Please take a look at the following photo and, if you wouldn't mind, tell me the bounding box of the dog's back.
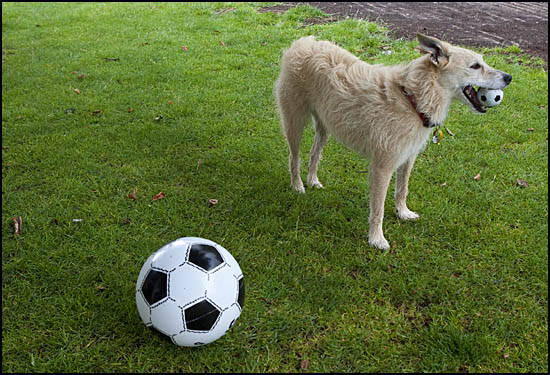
[277,36,383,104]
[278,36,361,82]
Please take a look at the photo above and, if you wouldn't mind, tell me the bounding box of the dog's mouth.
[462,85,486,113]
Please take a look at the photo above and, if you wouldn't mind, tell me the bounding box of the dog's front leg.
[368,163,393,250]
[395,155,420,220]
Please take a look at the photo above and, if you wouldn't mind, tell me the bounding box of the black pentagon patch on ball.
[188,244,224,271]
[141,270,168,305]
[494,95,501,102]
[237,277,245,309]
[481,95,487,102]
[185,300,221,331]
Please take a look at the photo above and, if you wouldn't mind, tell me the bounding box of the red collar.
[401,86,431,128]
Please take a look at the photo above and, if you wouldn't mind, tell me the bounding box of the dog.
[274,33,512,250]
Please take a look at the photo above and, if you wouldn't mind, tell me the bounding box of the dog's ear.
[416,33,449,67]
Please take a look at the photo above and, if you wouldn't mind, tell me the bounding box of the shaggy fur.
[275,34,511,250]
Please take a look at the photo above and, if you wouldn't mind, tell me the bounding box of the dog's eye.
[470,63,481,69]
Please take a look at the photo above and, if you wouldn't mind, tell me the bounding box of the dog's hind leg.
[368,161,393,250]
[395,155,420,220]
[307,114,329,189]
[277,93,309,193]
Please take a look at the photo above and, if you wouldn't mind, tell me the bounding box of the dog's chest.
[396,130,432,165]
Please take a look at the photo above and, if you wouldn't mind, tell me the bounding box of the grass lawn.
[2,2,547,372]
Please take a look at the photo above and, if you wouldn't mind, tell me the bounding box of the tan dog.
[275,34,511,250]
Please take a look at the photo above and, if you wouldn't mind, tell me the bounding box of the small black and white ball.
[477,88,504,107]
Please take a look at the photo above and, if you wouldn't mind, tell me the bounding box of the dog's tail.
[279,36,316,72]
[274,36,317,106]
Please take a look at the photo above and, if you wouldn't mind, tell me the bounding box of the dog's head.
[417,34,512,114]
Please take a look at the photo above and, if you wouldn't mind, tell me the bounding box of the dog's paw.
[307,179,324,189]
[368,235,390,250]
[292,184,306,194]
[397,208,420,221]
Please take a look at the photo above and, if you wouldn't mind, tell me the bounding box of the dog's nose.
[503,73,512,85]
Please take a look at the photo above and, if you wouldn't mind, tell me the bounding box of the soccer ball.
[136,237,244,347]
[477,87,504,107]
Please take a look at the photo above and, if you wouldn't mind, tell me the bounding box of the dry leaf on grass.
[300,359,309,370]
[128,187,137,200]
[13,216,22,235]
[208,199,218,206]
[473,172,481,180]
[74,88,81,95]
[516,179,529,188]
[181,45,188,52]
[153,192,166,201]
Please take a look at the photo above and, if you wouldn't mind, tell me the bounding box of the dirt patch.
[288,2,548,62]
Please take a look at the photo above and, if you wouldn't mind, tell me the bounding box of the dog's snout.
[503,73,512,85]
